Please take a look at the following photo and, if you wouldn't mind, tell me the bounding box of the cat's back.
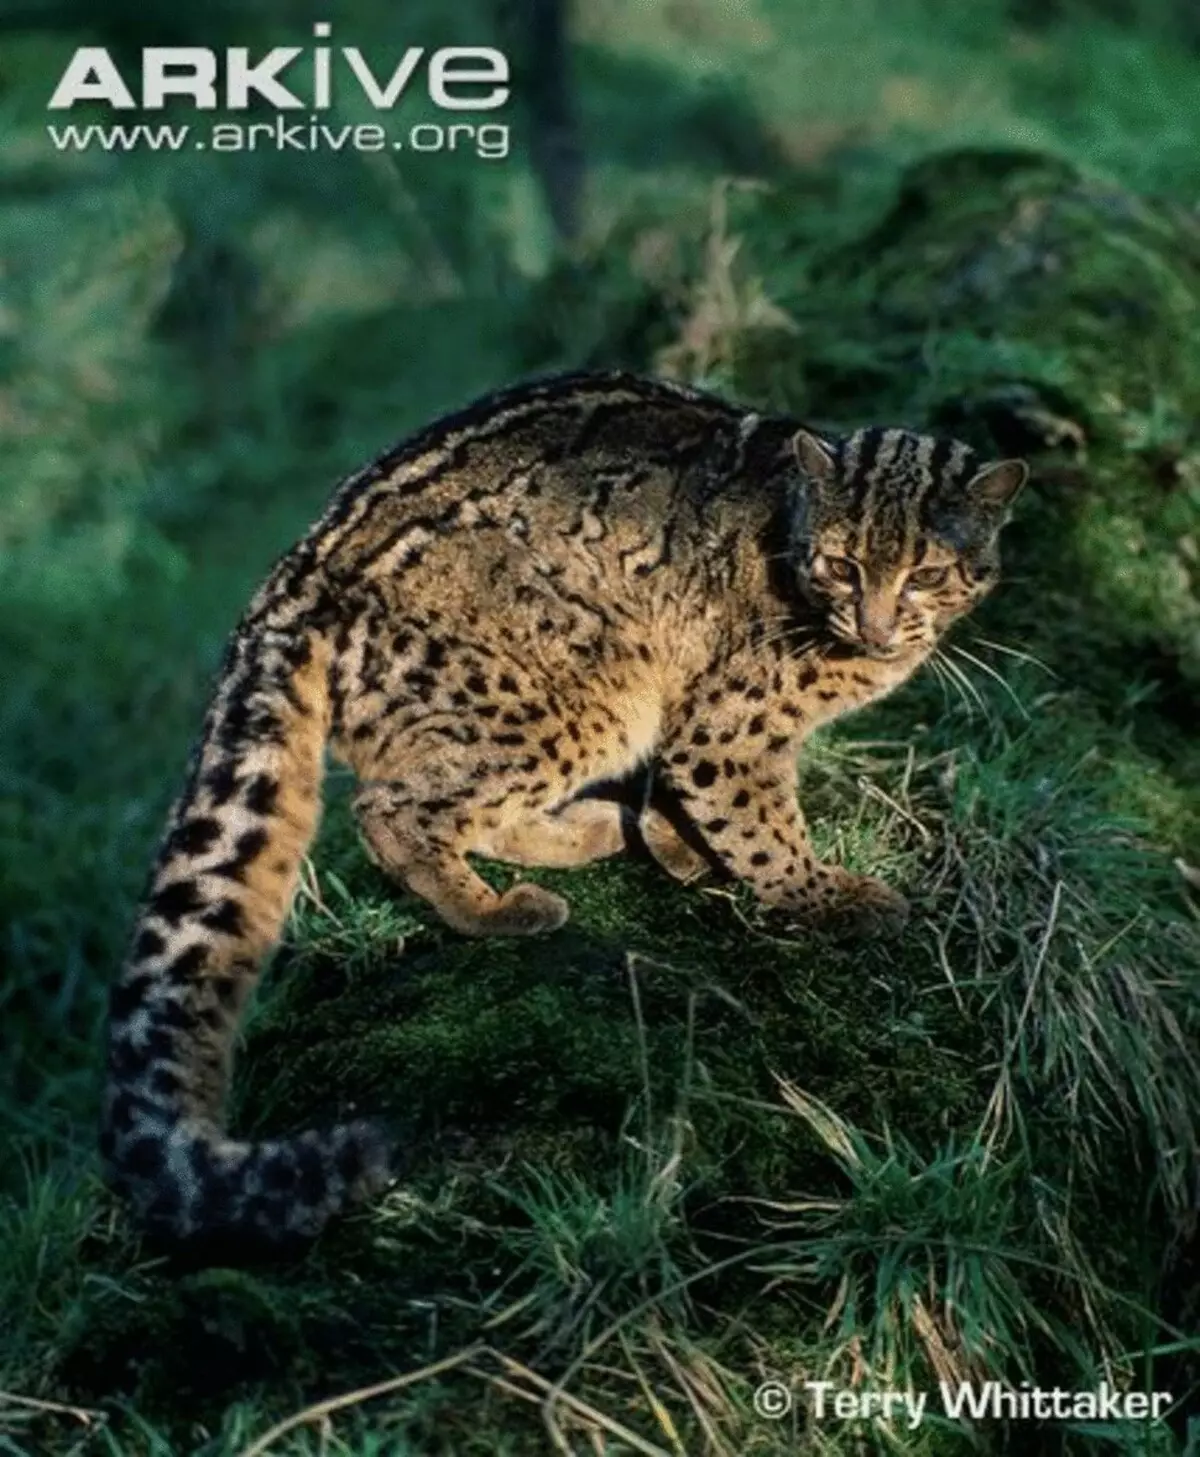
[307,371,748,581]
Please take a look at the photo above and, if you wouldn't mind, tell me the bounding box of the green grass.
[3,0,1200,1453]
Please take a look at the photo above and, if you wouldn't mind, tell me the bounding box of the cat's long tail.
[101,596,393,1249]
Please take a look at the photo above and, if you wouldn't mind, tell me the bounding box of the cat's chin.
[828,632,923,663]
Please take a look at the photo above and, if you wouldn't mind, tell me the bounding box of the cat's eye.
[818,555,857,584]
[908,565,950,591]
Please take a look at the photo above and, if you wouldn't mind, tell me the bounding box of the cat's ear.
[792,428,837,486]
[966,458,1029,512]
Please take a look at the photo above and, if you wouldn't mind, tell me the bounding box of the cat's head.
[788,425,1028,659]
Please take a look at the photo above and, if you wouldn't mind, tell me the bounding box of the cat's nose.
[857,603,897,651]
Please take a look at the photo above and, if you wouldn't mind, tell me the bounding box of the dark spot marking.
[748,714,766,735]
[262,1156,298,1193]
[168,818,222,857]
[124,1136,165,1179]
[150,1066,182,1099]
[692,761,718,789]
[234,828,269,865]
[204,761,240,806]
[404,669,436,698]
[733,789,751,809]
[166,944,208,982]
[109,1035,149,1081]
[132,928,165,961]
[750,851,771,867]
[201,899,244,936]
[155,1000,197,1033]
[145,1186,184,1225]
[295,1146,328,1206]
[110,971,155,1023]
[150,878,205,925]
[243,775,279,816]
[335,1138,367,1184]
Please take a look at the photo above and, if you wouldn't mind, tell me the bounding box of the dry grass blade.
[479,1349,676,1457]
[645,1325,741,1457]
[1175,857,1200,895]
[617,1329,687,1457]
[235,1343,488,1457]
[0,1390,105,1427]
[773,1080,862,1168]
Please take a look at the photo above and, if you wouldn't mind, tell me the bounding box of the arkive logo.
[48,24,510,112]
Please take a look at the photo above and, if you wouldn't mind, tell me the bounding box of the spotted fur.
[102,371,1027,1248]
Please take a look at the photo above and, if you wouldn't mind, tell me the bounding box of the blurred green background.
[2,1,1200,1453]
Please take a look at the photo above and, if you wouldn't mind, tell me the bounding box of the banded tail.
[101,587,393,1247]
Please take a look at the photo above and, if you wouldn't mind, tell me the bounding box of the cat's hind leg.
[354,782,569,936]
[478,782,712,886]
[474,795,628,868]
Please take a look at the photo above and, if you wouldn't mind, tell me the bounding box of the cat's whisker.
[934,649,988,718]
[947,654,991,718]
[949,645,1031,720]
[927,655,957,714]
[756,624,824,654]
[931,654,974,717]
[968,634,1057,678]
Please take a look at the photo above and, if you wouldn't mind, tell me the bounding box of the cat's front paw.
[639,806,711,884]
[823,874,910,941]
[771,869,910,942]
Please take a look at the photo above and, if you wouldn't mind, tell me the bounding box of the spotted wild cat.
[103,370,1028,1247]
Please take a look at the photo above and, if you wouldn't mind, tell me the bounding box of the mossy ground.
[3,2,1200,1453]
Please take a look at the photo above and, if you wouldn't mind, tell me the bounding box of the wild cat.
[101,370,1027,1247]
